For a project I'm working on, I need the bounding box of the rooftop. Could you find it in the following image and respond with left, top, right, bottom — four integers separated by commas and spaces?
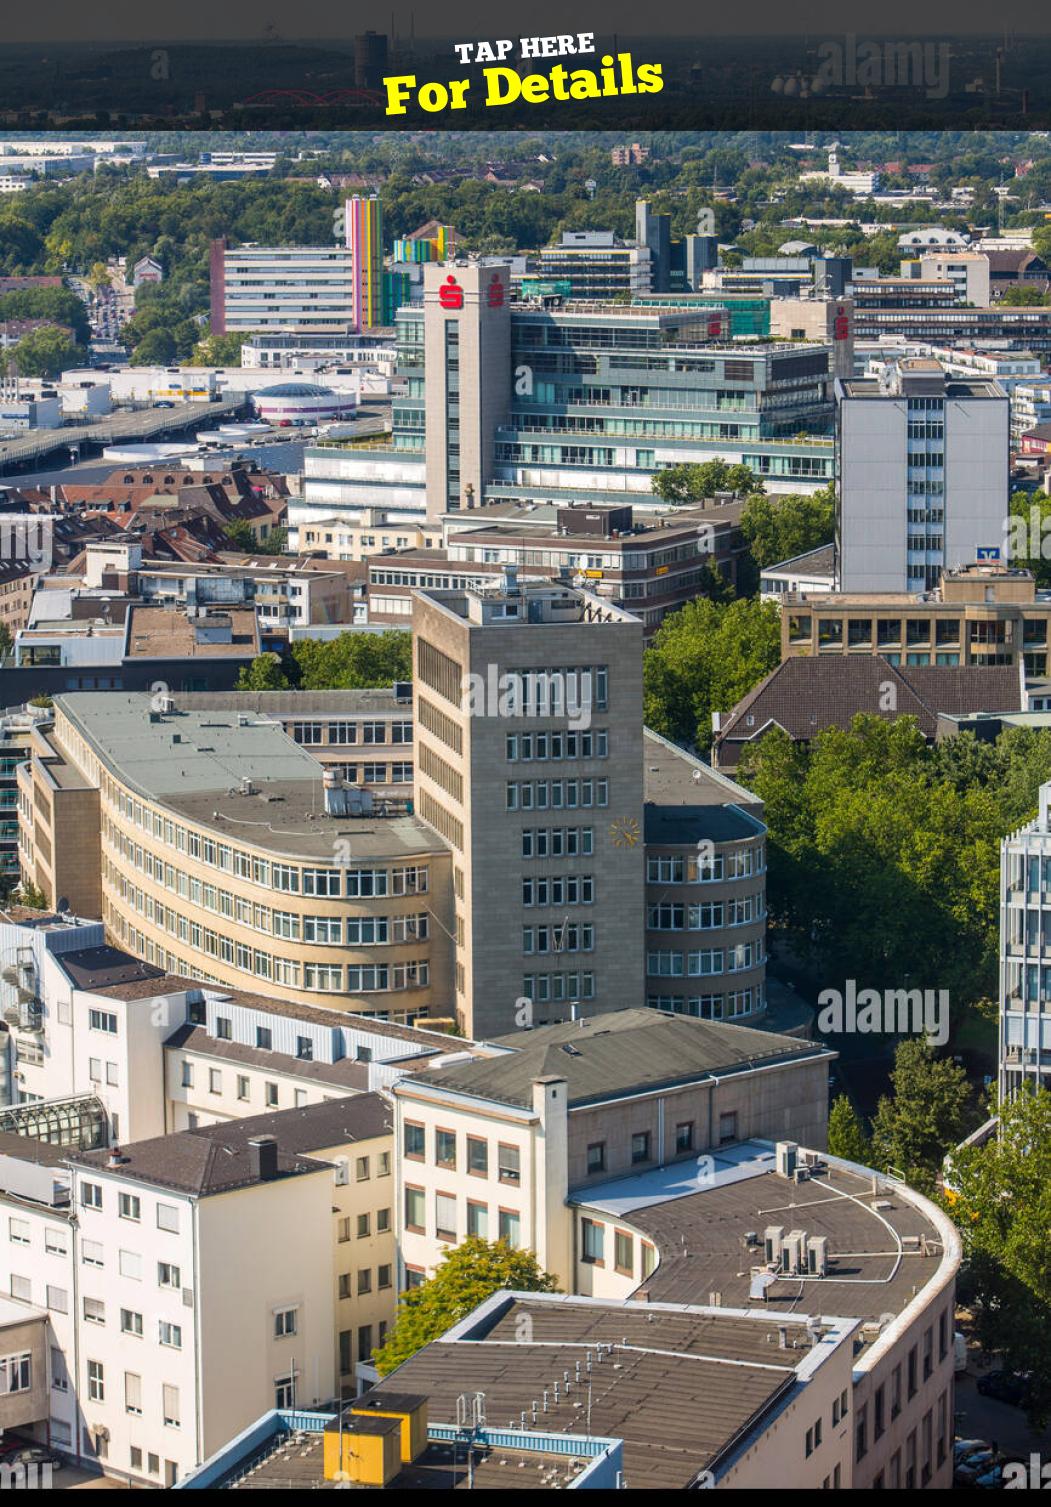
163, 688, 411, 717
406, 1010, 831, 1112
716, 657, 1024, 763
124, 604, 260, 660
66, 1098, 390, 1196
641, 728, 766, 845
574, 1140, 949, 1332
53, 693, 444, 860
374, 1292, 844, 1490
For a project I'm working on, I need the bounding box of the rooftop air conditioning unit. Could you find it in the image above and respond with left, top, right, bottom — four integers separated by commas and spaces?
775, 1141, 798, 1179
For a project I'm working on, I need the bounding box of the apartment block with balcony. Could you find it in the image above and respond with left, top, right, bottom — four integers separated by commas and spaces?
210, 242, 358, 336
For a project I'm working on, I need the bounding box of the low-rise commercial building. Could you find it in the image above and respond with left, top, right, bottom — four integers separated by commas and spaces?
391, 1008, 833, 1289
780, 562, 1051, 683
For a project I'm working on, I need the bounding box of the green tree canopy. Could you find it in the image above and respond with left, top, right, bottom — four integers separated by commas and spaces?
289, 632, 411, 691
739, 485, 835, 570
828, 1096, 872, 1165
642, 595, 781, 749
374, 1237, 560, 1377
651, 460, 763, 505
736, 718, 1051, 1023
236, 653, 290, 691
870, 1038, 972, 1194
11, 323, 83, 377
947, 1085, 1051, 1424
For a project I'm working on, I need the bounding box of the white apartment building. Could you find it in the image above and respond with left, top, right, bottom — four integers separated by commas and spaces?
0, 909, 483, 1143
65, 1127, 336, 1485
0, 1092, 401, 1487
837, 358, 1009, 593
212, 245, 358, 336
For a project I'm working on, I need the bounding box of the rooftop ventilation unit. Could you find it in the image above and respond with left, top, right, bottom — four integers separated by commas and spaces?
807, 1236, 829, 1277
775, 1141, 798, 1179
763, 1225, 784, 1265
781, 1230, 807, 1276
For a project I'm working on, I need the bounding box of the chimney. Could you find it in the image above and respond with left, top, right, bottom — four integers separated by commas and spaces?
247, 1135, 279, 1180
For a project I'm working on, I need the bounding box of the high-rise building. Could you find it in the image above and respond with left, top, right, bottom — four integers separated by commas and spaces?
343, 194, 385, 330
422, 261, 512, 517
411, 577, 645, 1037
291, 290, 836, 542
836, 358, 1009, 593
1000, 781, 1051, 1100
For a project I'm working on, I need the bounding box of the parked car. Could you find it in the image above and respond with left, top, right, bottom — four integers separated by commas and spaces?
4, 1445, 62, 1470
976, 1369, 1031, 1406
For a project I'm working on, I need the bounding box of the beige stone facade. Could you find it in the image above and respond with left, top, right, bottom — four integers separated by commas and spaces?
412, 581, 645, 1039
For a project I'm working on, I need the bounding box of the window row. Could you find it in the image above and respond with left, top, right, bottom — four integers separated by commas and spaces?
79, 1185, 180, 1231
647, 896, 763, 931
104, 813, 428, 898
291, 720, 412, 746
522, 875, 593, 907
646, 943, 763, 977
522, 924, 594, 955
506, 730, 608, 762
646, 848, 763, 884
522, 828, 593, 859
404, 1186, 521, 1247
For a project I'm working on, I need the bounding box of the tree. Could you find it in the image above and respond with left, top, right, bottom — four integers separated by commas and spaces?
12, 324, 82, 378
737, 716, 1014, 1020
223, 518, 256, 552
289, 631, 411, 691
129, 328, 178, 366
870, 1039, 971, 1194
253, 527, 288, 557
0, 623, 13, 659
650, 460, 761, 505
373, 1237, 560, 1377
947, 1085, 1051, 1425
739, 486, 835, 571
14, 879, 49, 910
999, 284, 1051, 307
642, 595, 781, 750
190, 331, 254, 366
236, 652, 290, 691
828, 1096, 872, 1164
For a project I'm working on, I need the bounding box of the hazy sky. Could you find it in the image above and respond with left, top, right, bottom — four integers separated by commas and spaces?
4, 1, 1049, 43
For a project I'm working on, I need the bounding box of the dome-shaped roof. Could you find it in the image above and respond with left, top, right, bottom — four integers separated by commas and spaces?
256, 382, 336, 398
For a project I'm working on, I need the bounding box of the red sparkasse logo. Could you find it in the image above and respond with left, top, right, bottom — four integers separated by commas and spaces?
439, 275, 464, 309
487, 274, 505, 308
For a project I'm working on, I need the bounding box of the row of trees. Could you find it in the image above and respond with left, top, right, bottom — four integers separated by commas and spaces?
236, 631, 412, 693
738, 716, 1051, 1025
832, 1070, 1051, 1426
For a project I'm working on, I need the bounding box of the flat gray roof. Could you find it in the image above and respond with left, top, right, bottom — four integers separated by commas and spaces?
54, 693, 442, 861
